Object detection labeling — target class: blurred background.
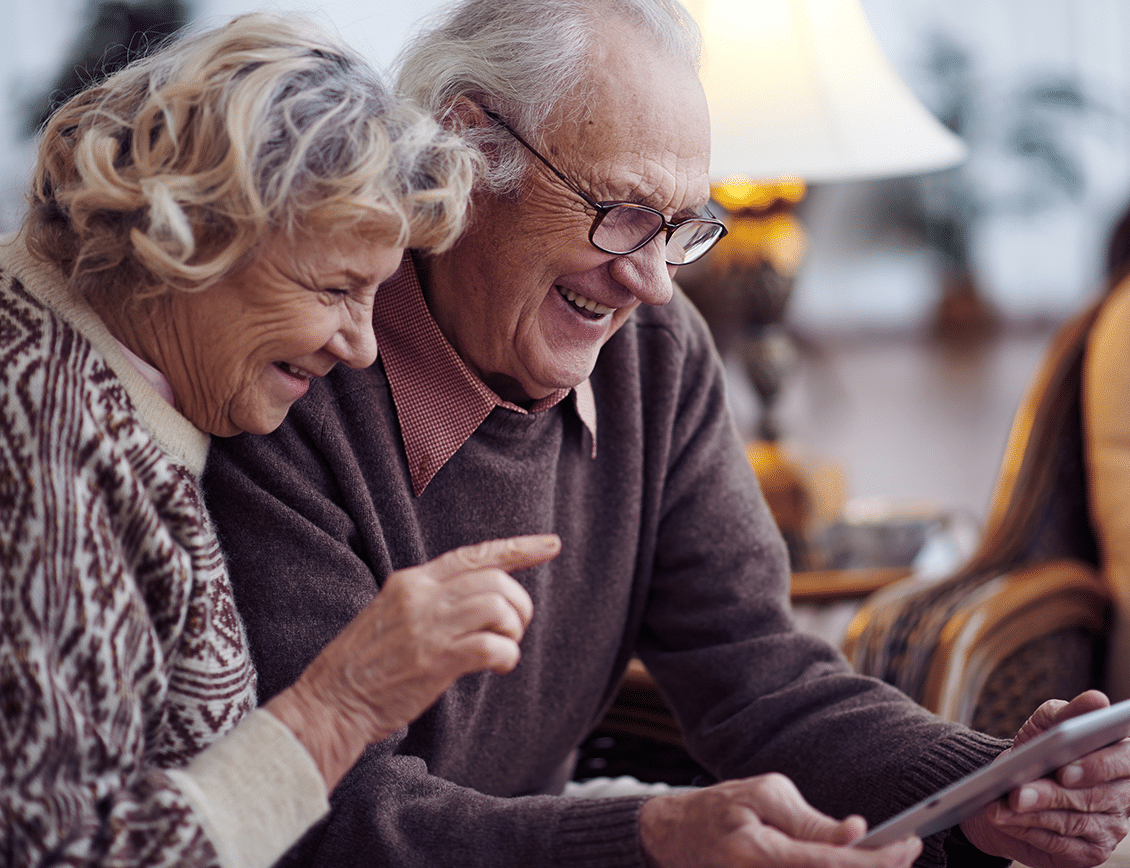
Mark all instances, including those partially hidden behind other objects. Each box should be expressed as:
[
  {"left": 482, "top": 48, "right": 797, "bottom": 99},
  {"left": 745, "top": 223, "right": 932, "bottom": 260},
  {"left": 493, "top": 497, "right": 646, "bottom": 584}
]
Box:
[{"left": 4, "top": 0, "right": 1130, "bottom": 534}]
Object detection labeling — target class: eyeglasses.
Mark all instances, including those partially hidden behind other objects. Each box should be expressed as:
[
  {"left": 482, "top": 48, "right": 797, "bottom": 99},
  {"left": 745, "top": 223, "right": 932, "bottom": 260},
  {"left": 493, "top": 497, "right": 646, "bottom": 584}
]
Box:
[{"left": 483, "top": 109, "right": 727, "bottom": 266}]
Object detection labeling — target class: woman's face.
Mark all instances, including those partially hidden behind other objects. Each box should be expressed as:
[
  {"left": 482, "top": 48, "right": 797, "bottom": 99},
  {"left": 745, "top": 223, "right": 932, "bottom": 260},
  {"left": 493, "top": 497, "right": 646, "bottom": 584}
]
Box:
[{"left": 163, "top": 231, "right": 401, "bottom": 437}]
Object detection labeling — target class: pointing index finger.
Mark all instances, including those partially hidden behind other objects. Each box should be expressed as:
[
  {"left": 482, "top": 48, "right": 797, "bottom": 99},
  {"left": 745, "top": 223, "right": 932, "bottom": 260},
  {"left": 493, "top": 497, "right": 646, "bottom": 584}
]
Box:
[{"left": 438, "top": 534, "right": 562, "bottom": 576}]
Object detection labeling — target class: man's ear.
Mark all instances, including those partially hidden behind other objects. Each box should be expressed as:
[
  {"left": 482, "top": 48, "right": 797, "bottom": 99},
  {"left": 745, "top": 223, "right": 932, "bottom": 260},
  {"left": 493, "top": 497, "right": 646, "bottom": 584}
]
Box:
[
  {"left": 444, "top": 96, "right": 510, "bottom": 173},
  {"left": 444, "top": 96, "right": 493, "bottom": 135}
]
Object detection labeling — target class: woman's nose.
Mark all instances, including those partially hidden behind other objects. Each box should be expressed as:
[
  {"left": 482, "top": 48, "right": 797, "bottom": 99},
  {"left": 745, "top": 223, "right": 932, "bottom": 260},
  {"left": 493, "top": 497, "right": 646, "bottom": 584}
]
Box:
[{"left": 332, "top": 304, "right": 379, "bottom": 369}]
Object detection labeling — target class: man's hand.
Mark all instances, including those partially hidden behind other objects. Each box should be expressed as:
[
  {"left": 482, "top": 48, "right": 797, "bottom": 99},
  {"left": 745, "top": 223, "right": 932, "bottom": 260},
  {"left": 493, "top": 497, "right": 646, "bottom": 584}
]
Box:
[
  {"left": 639, "top": 774, "right": 922, "bottom": 868},
  {"left": 961, "top": 690, "right": 1130, "bottom": 868}
]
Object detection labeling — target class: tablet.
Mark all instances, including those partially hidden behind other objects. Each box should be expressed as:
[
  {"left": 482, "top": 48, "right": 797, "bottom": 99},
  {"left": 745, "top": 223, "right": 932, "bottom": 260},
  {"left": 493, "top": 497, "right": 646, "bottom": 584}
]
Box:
[{"left": 854, "top": 698, "right": 1130, "bottom": 849}]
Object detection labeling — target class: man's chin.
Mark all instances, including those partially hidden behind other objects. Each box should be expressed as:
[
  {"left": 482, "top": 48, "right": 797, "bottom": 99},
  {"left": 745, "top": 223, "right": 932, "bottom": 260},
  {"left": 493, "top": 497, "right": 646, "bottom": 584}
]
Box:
[{"left": 495, "top": 369, "right": 593, "bottom": 404}]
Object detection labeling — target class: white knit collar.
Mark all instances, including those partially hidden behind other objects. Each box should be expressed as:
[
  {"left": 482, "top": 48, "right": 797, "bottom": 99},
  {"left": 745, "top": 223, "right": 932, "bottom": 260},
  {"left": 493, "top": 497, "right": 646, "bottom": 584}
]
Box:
[{"left": 0, "top": 231, "right": 211, "bottom": 476}]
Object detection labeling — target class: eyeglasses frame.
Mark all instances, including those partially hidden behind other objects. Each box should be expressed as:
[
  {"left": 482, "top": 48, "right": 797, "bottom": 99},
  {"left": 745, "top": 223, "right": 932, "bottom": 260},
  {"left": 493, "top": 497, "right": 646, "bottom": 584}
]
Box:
[{"left": 481, "top": 108, "right": 727, "bottom": 265}]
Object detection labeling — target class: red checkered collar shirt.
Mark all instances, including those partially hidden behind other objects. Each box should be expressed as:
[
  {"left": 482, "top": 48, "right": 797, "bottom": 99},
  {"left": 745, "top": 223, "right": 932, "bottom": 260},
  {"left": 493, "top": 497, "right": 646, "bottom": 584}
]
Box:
[{"left": 373, "top": 254, "right": 598, "bottom": 496}]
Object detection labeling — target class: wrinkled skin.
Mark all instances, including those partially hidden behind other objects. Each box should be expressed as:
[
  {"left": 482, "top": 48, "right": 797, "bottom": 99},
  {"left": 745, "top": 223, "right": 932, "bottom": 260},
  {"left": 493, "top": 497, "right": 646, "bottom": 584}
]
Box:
[
  {"left": 639, "top": 774, "right": 921, "bottom": 868},
  {"left": 962, "top": 690, "right": 1130, "bottom": 868},
  {"left": 637, "top": 690, "right": 1130, "bottom": 868}
]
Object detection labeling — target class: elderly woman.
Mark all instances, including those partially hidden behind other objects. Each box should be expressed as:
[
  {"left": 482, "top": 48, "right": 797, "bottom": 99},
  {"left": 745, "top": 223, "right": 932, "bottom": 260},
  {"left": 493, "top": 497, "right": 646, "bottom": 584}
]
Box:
[{"left": 0, "top": 13, "right": 559, "bottom": 868}]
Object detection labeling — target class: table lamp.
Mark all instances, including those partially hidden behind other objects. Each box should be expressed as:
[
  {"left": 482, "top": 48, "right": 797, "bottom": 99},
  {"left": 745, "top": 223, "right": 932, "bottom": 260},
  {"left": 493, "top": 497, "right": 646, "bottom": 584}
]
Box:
[{"left": 678, "top": 0, "right": 968, "bottom": 564}]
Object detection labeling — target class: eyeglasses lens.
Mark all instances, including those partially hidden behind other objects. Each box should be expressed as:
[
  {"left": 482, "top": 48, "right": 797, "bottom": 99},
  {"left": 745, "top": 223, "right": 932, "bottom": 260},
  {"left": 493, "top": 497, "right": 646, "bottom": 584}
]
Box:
[
  {"left": 592, "top": 204, "right": 724, "bottom": 265},
  {"left": 668, "top": 220, "right": 725, "bottom": 265},
  {"left": 592, "top": 204, "right": 664, "bottom": 255}
]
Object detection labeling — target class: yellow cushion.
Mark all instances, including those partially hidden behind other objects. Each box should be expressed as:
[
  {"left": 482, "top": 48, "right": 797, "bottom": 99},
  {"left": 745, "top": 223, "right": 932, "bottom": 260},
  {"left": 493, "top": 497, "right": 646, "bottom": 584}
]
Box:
[{"left": 1084, "top": 278, "right": 1130, "bottom": 699}]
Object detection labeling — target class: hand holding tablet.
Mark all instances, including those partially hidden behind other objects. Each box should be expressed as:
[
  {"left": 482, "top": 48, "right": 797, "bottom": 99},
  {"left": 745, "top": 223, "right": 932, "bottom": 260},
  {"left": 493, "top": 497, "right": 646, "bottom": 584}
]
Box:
[{"left": 855, "top": 697, "right": 1130, "bottom": 849}]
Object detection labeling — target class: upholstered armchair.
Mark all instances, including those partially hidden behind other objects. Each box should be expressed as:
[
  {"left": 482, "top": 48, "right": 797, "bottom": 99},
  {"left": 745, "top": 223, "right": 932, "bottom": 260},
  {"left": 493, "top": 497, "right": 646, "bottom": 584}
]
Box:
[
  {"left": 843, "top": 295, "right": 1113, "bottom": 739},
  {"left": 1083, "top": 279, "right": 1130, "bottom": 703}
]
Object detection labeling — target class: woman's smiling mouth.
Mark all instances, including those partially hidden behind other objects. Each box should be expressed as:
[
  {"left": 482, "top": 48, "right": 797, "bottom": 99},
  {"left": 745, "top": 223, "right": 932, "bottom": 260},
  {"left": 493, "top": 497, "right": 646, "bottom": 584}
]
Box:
[{"left": 557, "top": 285, "right": 615, "bottom": 319}]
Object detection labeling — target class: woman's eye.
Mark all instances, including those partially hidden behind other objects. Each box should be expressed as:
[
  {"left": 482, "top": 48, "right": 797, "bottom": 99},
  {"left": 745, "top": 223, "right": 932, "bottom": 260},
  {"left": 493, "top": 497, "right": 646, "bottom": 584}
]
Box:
[{"left": 323, "top": 287, "right": 350, "bottom": 297}]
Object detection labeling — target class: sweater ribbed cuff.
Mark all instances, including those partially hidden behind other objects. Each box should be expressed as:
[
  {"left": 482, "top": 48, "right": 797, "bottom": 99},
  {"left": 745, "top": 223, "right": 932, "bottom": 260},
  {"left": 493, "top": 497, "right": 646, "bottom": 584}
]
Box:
[
  {"left": 167, "top": 708, "right": 329, "bottom": 868},
  {"left": 552, "top": 795, "right": 651, "bottom": 867},
  {"left": 894, "top": 729, "right": 1011, "bottom": 868}
]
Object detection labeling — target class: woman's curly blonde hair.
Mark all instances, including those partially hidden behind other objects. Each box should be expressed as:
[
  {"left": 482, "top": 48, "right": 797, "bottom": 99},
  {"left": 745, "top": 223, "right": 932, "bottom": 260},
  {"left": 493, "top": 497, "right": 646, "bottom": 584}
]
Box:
[{"left": 24, "top": 12, "right": 478, "bottom": 305}]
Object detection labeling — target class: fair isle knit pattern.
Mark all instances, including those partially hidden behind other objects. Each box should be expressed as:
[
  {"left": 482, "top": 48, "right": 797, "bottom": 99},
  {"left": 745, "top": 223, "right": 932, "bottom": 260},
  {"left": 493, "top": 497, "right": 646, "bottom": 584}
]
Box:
[{"left": 0, "top": 263, "right": 256, "bottom": 865}]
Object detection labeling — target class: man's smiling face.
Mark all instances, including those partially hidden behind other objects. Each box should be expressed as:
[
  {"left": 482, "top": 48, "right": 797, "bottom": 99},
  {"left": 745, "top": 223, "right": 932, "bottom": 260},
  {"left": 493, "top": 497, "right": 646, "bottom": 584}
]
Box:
[{"left": 422, "top": 19, "right": 711, "bottom": 404}]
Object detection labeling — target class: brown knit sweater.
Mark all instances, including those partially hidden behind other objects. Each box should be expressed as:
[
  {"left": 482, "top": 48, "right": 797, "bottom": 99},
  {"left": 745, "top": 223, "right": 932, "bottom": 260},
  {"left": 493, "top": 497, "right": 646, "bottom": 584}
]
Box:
[{"left": 204, "top": 264, "right": 1009, "bottom": 868}]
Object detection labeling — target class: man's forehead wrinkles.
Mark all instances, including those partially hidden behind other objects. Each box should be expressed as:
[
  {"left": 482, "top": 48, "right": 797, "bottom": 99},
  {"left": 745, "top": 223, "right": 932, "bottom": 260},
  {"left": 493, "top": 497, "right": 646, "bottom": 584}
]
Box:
[{"left": 575, "top": 156, "right": 707, "bottom": 217}]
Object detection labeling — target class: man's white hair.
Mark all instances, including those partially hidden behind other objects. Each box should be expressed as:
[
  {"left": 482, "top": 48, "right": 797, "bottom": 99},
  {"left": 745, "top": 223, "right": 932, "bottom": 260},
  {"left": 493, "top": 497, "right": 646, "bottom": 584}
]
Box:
[{"left": 395, "top": 0, "right": 701, "bottom": 196}]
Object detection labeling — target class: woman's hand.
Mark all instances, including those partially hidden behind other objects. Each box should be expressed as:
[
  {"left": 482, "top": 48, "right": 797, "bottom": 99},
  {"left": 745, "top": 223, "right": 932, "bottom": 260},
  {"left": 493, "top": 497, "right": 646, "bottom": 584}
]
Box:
[{"left": 265, "top": 534, "right": 559, "bottom": 790}]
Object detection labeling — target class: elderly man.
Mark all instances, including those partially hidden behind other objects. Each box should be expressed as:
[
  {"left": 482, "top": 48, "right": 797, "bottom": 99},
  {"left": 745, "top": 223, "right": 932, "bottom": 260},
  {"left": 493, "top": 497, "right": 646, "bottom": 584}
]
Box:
[{"left": 204, "top": 1, "right": 1130, "bottom": 866}]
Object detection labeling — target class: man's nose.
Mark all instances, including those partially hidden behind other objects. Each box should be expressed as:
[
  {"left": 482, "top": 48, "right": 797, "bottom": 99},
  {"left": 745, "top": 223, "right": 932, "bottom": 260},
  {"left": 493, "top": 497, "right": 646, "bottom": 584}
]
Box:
[{"left": 608, "top": 235, "right": 675, "bottom": 307}]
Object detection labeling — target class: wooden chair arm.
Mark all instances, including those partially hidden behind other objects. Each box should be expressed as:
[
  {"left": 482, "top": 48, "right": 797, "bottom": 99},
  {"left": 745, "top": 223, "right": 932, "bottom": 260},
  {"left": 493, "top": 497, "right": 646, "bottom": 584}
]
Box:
[{"left": 790, "top": 567, "right": 913, "bottom": 603}]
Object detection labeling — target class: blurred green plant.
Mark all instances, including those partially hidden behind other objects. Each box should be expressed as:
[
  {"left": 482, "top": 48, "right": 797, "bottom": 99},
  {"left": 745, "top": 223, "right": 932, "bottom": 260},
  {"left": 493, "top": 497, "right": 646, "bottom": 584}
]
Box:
[
  {"left": 25, "top": 0, "right": 191, "bottom": 135},
  {"left": 896, "top": 30, "right": 1114, "bottom": 338}
]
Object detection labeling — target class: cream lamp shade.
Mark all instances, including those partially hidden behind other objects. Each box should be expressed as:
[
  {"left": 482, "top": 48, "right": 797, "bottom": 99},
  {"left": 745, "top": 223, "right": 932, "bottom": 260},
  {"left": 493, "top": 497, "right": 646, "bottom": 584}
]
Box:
[{"left": 683, "top": 0, "right": 968, "bottom": 183}]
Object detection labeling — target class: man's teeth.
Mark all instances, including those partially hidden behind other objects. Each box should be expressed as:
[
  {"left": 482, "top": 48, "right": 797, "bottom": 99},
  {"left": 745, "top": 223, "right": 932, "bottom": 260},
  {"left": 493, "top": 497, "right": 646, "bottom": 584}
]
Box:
[
  {"left": 559, "top": 287, "right": 615, "bottom": 316},
  {"left": 278, "top": 362, "right": 310, "bottom": 379}
]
